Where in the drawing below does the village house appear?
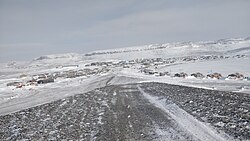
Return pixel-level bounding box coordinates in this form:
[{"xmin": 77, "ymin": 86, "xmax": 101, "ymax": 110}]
[
  {"xmin": 191, "ymin": 72, "xmax": 205, "ymax": 78},
  {"xmin": 207, "ymin": 73, "xmax": 222, "ymax": 79},
  {"xmin": 174, "ymin": 72, "xmax": 188, "ymax": 78},
  {"xmin": 227, "ymin": 73, "xmax": 244, "ymax": 79}
]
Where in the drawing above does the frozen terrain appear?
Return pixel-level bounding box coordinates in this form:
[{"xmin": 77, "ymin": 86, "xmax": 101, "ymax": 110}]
[
  {"xmin": 0, "ymin": 37, "xmax": 250, "ymax": 140},
  {"xmin": 0, "ymin": 83, "xmax": 249, "ymax": 140}
]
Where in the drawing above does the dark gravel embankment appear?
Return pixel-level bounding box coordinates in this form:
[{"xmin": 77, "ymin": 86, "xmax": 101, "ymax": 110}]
[{"xmin": 140, "ymin": 82, "xmax": 250, "ymax": 140}]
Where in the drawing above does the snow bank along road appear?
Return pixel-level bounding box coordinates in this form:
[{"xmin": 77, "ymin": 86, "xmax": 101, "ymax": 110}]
[{"xmin": 1, "ymin": 82, "xmax": 249, "ymax": 140}]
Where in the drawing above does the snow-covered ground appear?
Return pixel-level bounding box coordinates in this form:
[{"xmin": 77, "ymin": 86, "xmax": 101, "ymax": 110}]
[
  {"xmin": 0, "ymin": 37, "xmax": 250, "ymax": 115},
  {"xmin": 0, "ymin": 37, "xmax": 250, "ymax": 140}
]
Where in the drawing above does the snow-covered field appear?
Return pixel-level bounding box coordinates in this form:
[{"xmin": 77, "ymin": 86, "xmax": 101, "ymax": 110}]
[
  {"xmin": 1, "ymin": 37, "xmax": 250, "ymax": 114},
  {"xmin": 0, "ymin": 37, "xmax": 250, "ymax": 140}
]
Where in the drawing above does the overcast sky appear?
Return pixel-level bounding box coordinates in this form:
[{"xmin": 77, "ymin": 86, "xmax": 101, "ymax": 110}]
[{"xmin": 0, "ymin": 0, "xmax": 250, "ymax": 62}]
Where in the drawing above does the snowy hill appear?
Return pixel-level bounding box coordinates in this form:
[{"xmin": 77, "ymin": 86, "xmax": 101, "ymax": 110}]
[{"xmin": 84, "ymin": 37, "xmax": 250, "ymax": 60}]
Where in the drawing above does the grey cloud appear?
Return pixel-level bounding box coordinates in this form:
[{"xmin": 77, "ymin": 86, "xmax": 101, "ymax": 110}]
[
  {"xmin": 66, "ymin": 1, "xmax": 250, "ymax": 47},
  {"xmin": 0, "ymin": 0, "xmax": 249, "ymax": 62}
]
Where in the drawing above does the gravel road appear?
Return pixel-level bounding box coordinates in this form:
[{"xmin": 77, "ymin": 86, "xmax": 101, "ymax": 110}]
[{"xmin": 0, "ymin": 82, "xmax": 249, "ymax": 140}]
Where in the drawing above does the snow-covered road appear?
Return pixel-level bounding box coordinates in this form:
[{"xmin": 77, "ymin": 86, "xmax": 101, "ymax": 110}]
[{"xmin": 1, "ymin": 82, "xmax": 248, "ymax": 140}]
